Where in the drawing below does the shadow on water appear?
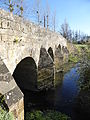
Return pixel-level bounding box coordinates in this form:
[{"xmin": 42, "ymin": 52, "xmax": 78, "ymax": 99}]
[
  {"xmin": 23, "ymin": 63, "xmax": 80, "ymax": 120},
  {"xmin": 13, "ymin": 60, "xmax": 90, "ymax": 120}
]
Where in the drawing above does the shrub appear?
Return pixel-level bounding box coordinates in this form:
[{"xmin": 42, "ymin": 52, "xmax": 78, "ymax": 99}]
[
  {"xmin": 0, "ymin": 106, "xmax": 14, "ymax": 120},
  {"xmin": 26, "ymin": 110, "xmax": 70, "ymax": 120}
]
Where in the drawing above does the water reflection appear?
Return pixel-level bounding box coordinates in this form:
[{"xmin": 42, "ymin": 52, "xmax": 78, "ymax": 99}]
[
  {"xmin": 54, "ymin": 65, "xmax": 80, "ymax": 119},
  {"xmin": 23, "ymin": 63, "xmax": 89, "ymax": 120}
]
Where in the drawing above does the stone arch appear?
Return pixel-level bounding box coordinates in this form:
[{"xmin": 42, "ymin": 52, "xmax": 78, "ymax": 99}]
[
  {"xmin": 62, "ymin": 46, "xmax": 65, "ymax": 53},
  {"xmin": 62, "ymin": 46, "xmax": 69, "ymax": 54},
  {"xmin": 58, "ymin": 44, "xmax": 61, "ymax": 51},
  {"xmin": 38, "ymin": 47, "xmax": 53, "ymax": 69},
  {"xmin": 54, "ymin": 45, "xmax": 63, "ymax": 71},
  {"xmin": 62, "ymin": 46, "xmax": 69, "ymax": 63},
  {"xmin": 38, "ymin": 47, "xmax": 54, "ymax": 89},
  {"xmin": 48, "ymin": 47, "xmax": 54, "ymax": 61},
  {"xmin": 13, "ymin": 57, "xmax": 37, "ymax": 91}
]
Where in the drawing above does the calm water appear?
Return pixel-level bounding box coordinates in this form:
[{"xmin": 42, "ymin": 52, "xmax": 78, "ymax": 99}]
[{"xmin": 24, "ymin": 63, "xmax": 89, "ymax": 120}]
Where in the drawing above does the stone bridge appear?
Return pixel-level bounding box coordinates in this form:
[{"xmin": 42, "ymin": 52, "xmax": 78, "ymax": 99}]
[{"xmin": 0, "ymin": 9, "xmax": 69, "ymax": 119}]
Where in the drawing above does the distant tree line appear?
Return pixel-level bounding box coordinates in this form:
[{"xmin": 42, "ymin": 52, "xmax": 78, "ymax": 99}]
[{"xmin": 60, "ymin": 19, "xmax": 89, "ymax": 44}]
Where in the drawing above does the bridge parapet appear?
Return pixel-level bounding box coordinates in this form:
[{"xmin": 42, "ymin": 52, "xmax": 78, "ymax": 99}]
[{"xmin": 0, "ymin": 9, "xmax": 69, "ymax": 119}]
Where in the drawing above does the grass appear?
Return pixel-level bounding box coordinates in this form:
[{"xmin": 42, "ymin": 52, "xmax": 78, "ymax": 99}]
[
  {"xmin": 68, "ymin": 44, "xmax": 90, "ymax": 63},
  {"xmin": 68, "ymin": 54, "xmax": 80, "ymax": 63},
  {"xmin": 74, "ymin": 44, "xmax": 90, "ymax": 53}
]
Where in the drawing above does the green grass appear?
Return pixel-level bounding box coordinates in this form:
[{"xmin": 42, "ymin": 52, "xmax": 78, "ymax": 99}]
[
  {"xmin": 68, "ymin": 44, "xmax": 90, "ymax": 63},
  {"xmin": 74, "ymin": 44, "xmax": 90, "ymax": 52},
  {"xmin": 68, "ymin": 54, "xmax": 80, "ymax": 63}
]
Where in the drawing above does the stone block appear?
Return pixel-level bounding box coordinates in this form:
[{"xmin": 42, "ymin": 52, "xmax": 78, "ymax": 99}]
[{"xmin": 1, "ymin": 20, "xmax": 7, "ymax": 29}]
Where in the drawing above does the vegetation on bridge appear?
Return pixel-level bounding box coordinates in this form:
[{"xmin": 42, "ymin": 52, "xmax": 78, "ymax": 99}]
[
  {"xmin": 0, "ymin": 106, "xmax": 14, "ymax": 120},
  {"xmin": 0, "ymin": 94, "xmax": 14, "ymax": 120}
]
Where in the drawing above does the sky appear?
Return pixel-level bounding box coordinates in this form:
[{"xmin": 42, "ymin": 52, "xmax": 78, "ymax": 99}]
[
  {"xmin": 43, "ymin": 0, "xmax": 90, "ymax": 35},
  {"xmin": 26, "ymin": 0, "xmax": 90, "ymax": 35},
  {"xmin": 0, "ymin": 0, "xmax": 90, "ymax": 35}
]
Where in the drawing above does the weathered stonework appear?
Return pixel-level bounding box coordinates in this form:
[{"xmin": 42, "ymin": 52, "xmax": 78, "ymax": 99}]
[
  {"xmin": 0, "ymin": 9, "xmax": 69, "ymax": 119},
  {"xmin": 0, "ymin": 9, "xmax": 67, "ymax": 74},
  {"xmin": 0, "ymin": 57, "xmax": 24, "ymax": 120},
  {"xmin": 9, "ymin": 97, "xmax": 24, "ymax": 120}
]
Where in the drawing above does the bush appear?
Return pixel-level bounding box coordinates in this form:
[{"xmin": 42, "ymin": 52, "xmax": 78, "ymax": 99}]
[
  {"xmin": 0, "ymin": 106, "xmax": 14, "ymax": 120},
  {"xmin": 26, "ymin": 110, "xmax": 70, "ymax": 120}
]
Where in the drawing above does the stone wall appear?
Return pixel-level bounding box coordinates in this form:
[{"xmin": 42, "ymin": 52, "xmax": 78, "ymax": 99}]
[
  {"xmin": 0, "ymin": 57, "xmax": 24, "ymax": 120},
  {"xmin": 0, "ymin": 9, "xmax": 67, "ymax": 74},
  {"xmin": 0, "ymin": 9, "xmax": 69, "ymax": 119},
  {"xmin": 0, "ymin": 8, "xmax": 69, "ymax": 90}
]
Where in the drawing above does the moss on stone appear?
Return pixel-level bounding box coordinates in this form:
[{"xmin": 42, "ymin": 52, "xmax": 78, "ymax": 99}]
[{"xmin": 38, "ymin": 68, "xmax": 53, "ymax": 80}]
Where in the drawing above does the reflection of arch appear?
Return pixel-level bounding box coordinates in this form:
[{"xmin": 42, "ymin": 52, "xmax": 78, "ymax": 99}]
[
  {"xmin": 13, "ymin": 57, "xmax": 37, "ymax": 91},
  {"xmin": 48, "ymin": 47, "xmax": 54, "ymax": 61}
]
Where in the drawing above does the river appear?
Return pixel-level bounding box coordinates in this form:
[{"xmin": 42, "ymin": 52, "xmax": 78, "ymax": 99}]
[{"xmin": 23, "ymin": 62, "xmax": 90, "ymax": 120}]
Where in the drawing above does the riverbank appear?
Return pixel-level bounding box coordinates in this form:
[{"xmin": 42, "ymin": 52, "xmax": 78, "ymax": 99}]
[
  {"xmin": 26, "ymin": 110, "xmax": 70, "ymax": 120},
  {"xmin": 24, "ymin": 44, "xmax": 90, "ymax": 120},
  {"xmin": 75, "ymin": 61, "xmax": 90, "ymax": 120}
]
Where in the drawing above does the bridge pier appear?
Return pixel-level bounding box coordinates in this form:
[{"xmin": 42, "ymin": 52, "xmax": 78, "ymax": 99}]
[
  {"xmin": 0, "ymin": 57, "xmax": 24, "ymax": 120},
  {"xmin": 54, "ymin": 45, "xmax": 63, "ymax": 72},
  {"xmin": 38, "ymin": 47, "xmax": 54, "ymax": 90}
]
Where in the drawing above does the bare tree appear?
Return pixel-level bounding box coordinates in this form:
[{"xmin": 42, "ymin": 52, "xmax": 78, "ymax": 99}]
[
  {"xmin": 46, "ymin": 0, "xmax": 50, "ymax": 29},
  {"xmin": 0, "ymin": 0, "xmax": 24, "ymax": 16},
  {"xmin": 18, "ymin": 0, "xmax": 23, "ymax": 16},
  {"xmin": 27, "ymin": 0, "xmax": 43, "ymax": 24},
  {"xmin": 36, "ymin": 0, "xmax": 40, "ymax": 23},
  {"xmin": 52, "ymin": 10, "xmax": 56, "ymax": 32},
  {"xmin": 43, "ymin": 12, "xmax": 46, "ymax": 27},
  {"xmin": 32, "ymin": 0, "xmax": 42, "ymax": 24},
  {"xmin": 68, "ymin": 29, "xmax": 72, "ymax": 41},
  {"xmin": 60, "ymin": 19, "xmax": 70, "ymax": 40},
  {"xmin": 1, "ymin": 0, "xmax": 15, "ymax": 13}
]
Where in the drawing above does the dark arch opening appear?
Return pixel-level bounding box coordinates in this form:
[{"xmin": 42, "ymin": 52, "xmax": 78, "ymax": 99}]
[
  {"xmin": 48, "ymin": 47, "xmax": 54, "ymax": 61},
  {"xmin": 13, "ymin": 57, "xmax": 37, "ymax": 92},
  {"xmin": 58, "ymin": 44, "xmax": 61, "ymax": 51},
  {"xmin": 62, "ymin": 46, "xmax": 69, "ymax": 54}
]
